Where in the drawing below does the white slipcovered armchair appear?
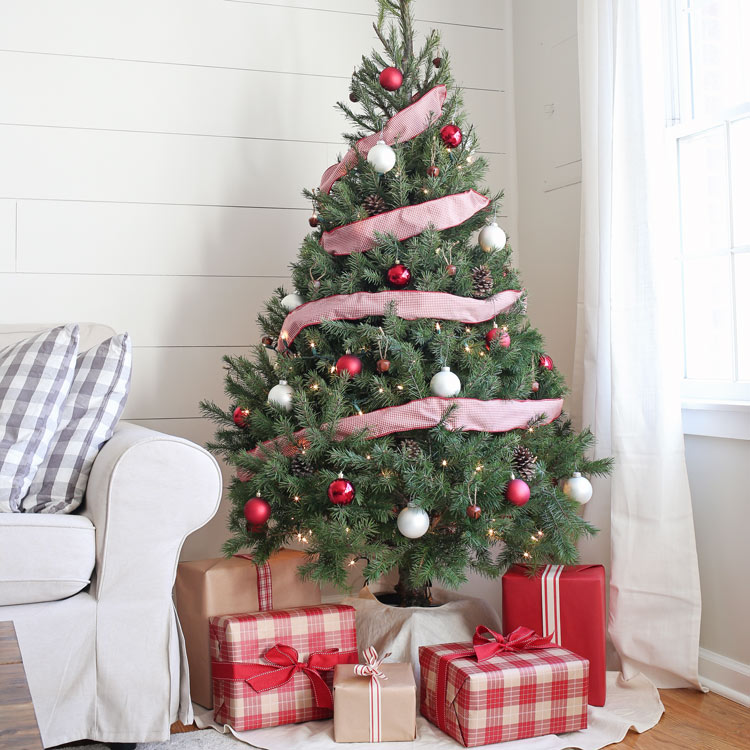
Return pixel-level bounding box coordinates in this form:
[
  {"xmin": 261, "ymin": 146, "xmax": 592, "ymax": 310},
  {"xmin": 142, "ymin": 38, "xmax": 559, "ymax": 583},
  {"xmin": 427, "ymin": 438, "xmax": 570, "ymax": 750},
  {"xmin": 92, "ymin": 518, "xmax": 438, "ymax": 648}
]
[{"xmin": 0, "ymin": 324, "xmax": 222, "ymax": 748}]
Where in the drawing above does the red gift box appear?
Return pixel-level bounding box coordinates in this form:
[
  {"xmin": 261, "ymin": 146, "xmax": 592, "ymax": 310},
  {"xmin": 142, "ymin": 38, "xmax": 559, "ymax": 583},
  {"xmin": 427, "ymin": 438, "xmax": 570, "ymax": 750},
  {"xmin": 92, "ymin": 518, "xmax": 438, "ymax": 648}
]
[
  {"xmin": 419, "ymin": 626, "xmax": 588, "ymax": 747},
  {"xmin": 502, "ymin": 564, "xmax": 606, "ymax": 706},
  {"xmin": 210, "ymin": 605, "xmax": 358, "ymax": 731}
]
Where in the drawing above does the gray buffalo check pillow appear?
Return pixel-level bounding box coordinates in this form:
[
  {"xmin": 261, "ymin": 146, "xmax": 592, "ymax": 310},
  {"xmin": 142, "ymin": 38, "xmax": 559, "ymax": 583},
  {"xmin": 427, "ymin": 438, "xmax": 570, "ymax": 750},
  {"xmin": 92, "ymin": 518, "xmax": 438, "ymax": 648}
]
[
  {"xmin": 0, "ymin": 324, "xmax": 80, "ymax": 512},
  {"xmin": 20, "ymin": 333, "xmax": 132, "ymax": 513}
]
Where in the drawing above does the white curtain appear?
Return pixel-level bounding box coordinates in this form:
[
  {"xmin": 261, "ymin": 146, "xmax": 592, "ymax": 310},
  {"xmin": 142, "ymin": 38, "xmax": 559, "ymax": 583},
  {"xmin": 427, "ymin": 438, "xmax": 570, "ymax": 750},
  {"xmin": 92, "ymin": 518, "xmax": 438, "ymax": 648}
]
[{"xmin": 575, "ymin": 0, "xmax": 703, "ymax": 689}]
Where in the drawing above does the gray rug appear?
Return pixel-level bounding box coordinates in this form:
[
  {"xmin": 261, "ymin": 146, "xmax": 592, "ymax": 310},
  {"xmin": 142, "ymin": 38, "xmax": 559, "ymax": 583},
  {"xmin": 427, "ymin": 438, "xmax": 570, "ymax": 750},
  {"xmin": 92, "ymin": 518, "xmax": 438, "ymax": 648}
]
[{"xmin": 64, "ymin": 730, "xmax": 249, "ymax": 749}]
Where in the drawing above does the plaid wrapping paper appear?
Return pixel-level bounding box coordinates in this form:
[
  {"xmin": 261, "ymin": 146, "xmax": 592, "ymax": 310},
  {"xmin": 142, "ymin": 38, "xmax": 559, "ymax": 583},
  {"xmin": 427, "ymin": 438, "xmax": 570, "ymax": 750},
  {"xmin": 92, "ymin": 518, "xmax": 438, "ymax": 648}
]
[
  {"xmin": 233, "ymin": 554, "xmax": 274, "ymax": 610},
  {"xmin": 243, "ymin": 396, "xmax": 564, "ymax": 465},
  {"xmin": 419, "ymin": 642, "xmax": 588, "ymax": 747},
  {"xmin": 277, "ymin": 290, "xmax": 523, "ymax": 352},
  {"xmin": 320, "ymin": 189, "xmax": 490, "ymax": 256},
  {"xmin": 210, "ymin": 605, "xmax": 357, "ymax": 731},
  {"xmin": 319, "ymin": 85, "xmax": 447, "ymax": 193}
]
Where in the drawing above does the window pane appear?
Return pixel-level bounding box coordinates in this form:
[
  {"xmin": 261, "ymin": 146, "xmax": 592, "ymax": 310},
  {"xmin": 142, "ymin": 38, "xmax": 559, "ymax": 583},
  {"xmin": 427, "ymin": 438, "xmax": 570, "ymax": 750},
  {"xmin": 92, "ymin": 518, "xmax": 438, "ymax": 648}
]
[
  {"xmin": 683, "ymin": 255, "xmax": 733, "ymax": 380},
  {"xmin": 688, "ymin": 0, "xmax": 750, "ymax": 117},
  {"xmin": 735, "ymin": 253, "xmax": 750, "ymax": 381},
  {"xmin": 679, "ymin": 127, "xmax": 730, "ymax": 256},
  {"xmin": 730, "ymin": 117, "xmax": 750, "ymax": 247}
]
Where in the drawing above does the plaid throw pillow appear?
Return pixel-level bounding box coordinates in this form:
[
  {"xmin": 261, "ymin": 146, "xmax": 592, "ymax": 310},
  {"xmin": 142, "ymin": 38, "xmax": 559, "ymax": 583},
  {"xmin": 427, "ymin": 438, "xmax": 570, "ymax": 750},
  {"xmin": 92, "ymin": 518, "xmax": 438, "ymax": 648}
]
[
  {"xmin": 20, "ymin": 333, "xmax": 132, "ymax": 514},
  {"xmin": 0, "ymin": 325, "xmax": 79, "ymax": 512}
]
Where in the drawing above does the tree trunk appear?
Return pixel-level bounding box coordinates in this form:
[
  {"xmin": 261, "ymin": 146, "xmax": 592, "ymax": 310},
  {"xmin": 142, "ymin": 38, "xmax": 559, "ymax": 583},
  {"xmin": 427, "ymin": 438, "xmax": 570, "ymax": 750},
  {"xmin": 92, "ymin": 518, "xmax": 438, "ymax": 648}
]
[{"xmin": 394, "ymin": 567, "xmax": 432, "ymax": 607}]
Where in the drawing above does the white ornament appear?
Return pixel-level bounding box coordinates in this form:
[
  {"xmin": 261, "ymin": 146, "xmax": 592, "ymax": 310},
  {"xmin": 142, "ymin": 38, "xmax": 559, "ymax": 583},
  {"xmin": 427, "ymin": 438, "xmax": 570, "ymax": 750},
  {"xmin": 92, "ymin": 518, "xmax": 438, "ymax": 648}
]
[
  {"xmin": 267, "ymin": 379, "xmax": 294, "ymax": 411},
  {"xmin": 281, "ymin": 293, "xmax": 304, "ymax": 311},
  {"xmin": 561, "ymin": 472, "xmax": 593, "ymax": 505},
  {"xmin": 430, "ymin": 366, "xmax": 461, "ymax": 397},
  {"xmin": 479, "ymin": 222, "xmax": 507, "ymax": 253},
  {"xmin": 397, "ymin": 503, "xmax": 430, "ymax": 539},
  {"xmin": 367, "ymin": 139, "xmax": 396, "ymax": 174}
]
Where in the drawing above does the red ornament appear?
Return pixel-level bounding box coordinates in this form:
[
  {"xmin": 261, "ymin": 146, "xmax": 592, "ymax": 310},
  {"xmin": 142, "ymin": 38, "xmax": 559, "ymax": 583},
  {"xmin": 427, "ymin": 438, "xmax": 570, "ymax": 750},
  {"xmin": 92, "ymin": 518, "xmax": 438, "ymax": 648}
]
[
  {"xmin": 485, "ymin": 325, "xmax": 511, "ymax": 350},
  {"xmin": 328, "ymin": 473, "xmax": 355, "ymax": 505},
  {"xmin": 531, "ymin": 381, "xmax": 540, "ymax": 393},
  {"xmin": 335, "ymin": 353, "xmax": 362, "ymax": 376},
  {"xmin": 466, "ymin": 504, "xmax": 482, "ymax": 519},
  {"xmin": 244, "ymin": 494, "xmax": 271, "ymax": 525},
  {"xmin": 446, "ymin": 264, "xmax": 457, "ymax": 276},
  {"xmin": 505, "ymin": 478, "xmax": 531, "ymax": 507},
  {"xmin": 376, "ymin": 358, "xmax": 391, "ymax": 373},
  {"xmin": 379, "ymin": 67, "xmax": 403, "ymax": 91},
  {"xmin": 427, "ymin": 165, "xmax": 440, "ymax": 178},
  {"xmin": 539, "ymin": 354, "xmax": 554, "ymax": 371},
  {"xmin": 233, "ymin": 406, "xmax": 250, "ymax": 428},
  {"xmin": 308, "ymin": 213, "xmax": 319, "ymax": 228},
  {"xmin": 440, "ymin": 124, "xmax": 462, "ymax": 148},
  {"xmin": 433, "ymin": 57, "xmax": 442, "ymax": 68},
  {"xmin": 261, "ymin": 336, "xmax": 274, "ymax": 347},
  {"xmin": 349, "ymin": 92, "xmax": 359, "ymax": 103},
  {"xmin": 387, "ymin": 263, "xmax": 411, "ymax": 288}
]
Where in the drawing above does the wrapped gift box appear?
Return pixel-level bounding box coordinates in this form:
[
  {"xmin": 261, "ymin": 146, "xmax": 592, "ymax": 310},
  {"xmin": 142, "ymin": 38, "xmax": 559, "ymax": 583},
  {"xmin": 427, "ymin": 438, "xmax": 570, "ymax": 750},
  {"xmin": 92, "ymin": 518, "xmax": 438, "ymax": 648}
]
[
  {"xmin": 419, "ymin": 627, "xmax": 589, "ymax": 747},
  {"xmin": 502, "ymin": 564, "xmax": 606, "ymax": 705},
  {"xmin": 333, "ymin": 652, "xmax": 416, "ymax": 743},
  {"xmin": 210, "ymin": 604, "xmax": 358, "ymax": 731},
  {"xmin": 175, "ymin": 549, "xmax": 321, "ymax": 707}
]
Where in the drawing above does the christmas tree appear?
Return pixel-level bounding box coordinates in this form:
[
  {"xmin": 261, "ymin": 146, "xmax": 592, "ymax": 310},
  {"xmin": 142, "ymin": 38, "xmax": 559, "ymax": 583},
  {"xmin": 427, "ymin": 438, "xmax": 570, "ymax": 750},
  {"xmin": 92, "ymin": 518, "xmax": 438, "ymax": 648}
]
[{"xmin": 201, "ymin": 0, "xmax": 612, "ymax": 606}]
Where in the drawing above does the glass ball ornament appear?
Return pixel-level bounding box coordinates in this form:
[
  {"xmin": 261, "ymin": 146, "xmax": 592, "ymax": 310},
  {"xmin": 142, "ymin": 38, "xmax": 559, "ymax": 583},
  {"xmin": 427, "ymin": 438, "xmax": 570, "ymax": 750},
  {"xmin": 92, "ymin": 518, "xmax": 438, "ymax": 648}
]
[
  {"xmin": 328, "ymin": 472, "xmax": 355, "ymax": 505},
  {"xmin": 232, "ymin": 406, "xmax": 250, "ymax": 427},
  {"xmin": 430, "ymin": 366, "xmax": 461, "ymax": 397},
  {"xmin": 243, "ymin": 493, "xmax": 271, "ymax": 526},
  {"xmin": 281, "ymin": 293, "xmax": 304, "ymax": 311},
  {"xmin": 561, "ymin": 472, "xmax": 593, "ymax": 505},
  {"xmin": 397, "ymin": 503, "xmax": 430, "ymax": 538},
  {"xmin": 379, "ymin": 66, "xmax": 403, "ymax": 91},
  {"xmin": 485, "ymin": 324, "xmax": 510, "ymax": 350},
  {"xmin": 539, "ymin": 354, "xmax": 554, "ymax": 371},
  {"xmin": 387, "ymin": 263, "xmax": 411, "ymax": 288},
  {"xmin": 376, "ymin": 358, "xmax": 391, "ymax": 373},
  {"xmin": 267, "ymin": 379, "xmax": 294, "ymax": 411},
  {"xmin": 367, "ymin": 140, "xmax": 396, "ymax": 174},
  {"xmin": 440, "ymin": 124, "xmax": 463, "ymax": 148},
  {"xmin": 505, "ymin": 477, "xmax": 530, "ymax": 506},
  {"xmin": 335, "ymin": 353, "xmax": 362, "ymax": 376},
  {"xmin": 479, "ymin": 222, "xmax": 507, "ymax": 252},
  {"xmin": 427, "ymin": 165, "xmax": 440, "ymax": 177}
]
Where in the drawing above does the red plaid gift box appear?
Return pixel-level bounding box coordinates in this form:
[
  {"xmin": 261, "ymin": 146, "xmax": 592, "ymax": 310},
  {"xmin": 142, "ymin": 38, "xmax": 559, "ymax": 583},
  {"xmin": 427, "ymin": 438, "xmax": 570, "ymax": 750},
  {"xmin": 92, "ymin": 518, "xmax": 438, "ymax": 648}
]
[
  {"xmin": 210, "ymin": 605, "xmax": 358, "ymax": 731},
  {"xmin": 502, "ymin": 564, "xmax": 607, "ymax": 705},
  {"xmin": 420, "ymin": 626, "xmax": 588, "ymax": 747}
]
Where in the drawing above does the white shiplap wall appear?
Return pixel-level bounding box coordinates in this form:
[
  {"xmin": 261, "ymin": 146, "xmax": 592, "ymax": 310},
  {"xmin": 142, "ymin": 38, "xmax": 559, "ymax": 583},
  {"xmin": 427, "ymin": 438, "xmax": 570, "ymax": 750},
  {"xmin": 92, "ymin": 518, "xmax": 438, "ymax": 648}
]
[{"xmin": 0, "ymin": 0, "xmax": 513, "ymax": 564}]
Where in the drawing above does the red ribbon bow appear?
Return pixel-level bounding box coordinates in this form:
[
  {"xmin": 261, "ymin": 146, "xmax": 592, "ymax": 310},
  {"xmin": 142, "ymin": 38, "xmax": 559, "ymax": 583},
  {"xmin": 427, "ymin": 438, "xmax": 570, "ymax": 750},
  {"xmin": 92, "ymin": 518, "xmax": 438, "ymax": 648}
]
[
  {"xmin": 472, "ymin": 625, "xmax": 555, "ymax": 662},
  {"xmin": 212, "ymin": 644, "xmax": 357, "ymax": 710}
]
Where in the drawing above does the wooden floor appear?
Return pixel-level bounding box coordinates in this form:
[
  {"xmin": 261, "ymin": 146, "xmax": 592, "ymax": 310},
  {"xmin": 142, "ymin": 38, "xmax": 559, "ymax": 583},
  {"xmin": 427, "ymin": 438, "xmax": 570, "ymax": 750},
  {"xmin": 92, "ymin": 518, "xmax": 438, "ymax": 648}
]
[{"xmin": 173, "ymin": 688, "xmax": 750, "ymax": 748}]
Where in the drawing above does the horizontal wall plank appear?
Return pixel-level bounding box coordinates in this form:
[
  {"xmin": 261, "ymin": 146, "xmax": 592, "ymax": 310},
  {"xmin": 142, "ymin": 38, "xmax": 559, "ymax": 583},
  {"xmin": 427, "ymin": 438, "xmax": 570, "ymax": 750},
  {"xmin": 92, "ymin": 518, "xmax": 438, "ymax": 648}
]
[
  {"xmin": 16, "ymin": 201, "xmax": 306, "ymax": 277},
  {"xmin": 0, "ymin": 52, "xmax": 505, "ymax": 153},
  {"xmin": 0, "ymin": 1, "xmax": 503, "ymax": 91},
  {"xmin": 0, "ymin": 125, "xmax": 329, "ymax": 207},
  {"xmin": 0, "ymin": 274, "xmax": 286, "ymax": 347},
  {"xmin": 124, "ymin": 346, "xmax": 248, "ymax": 420},
  {"xmin": 0, "ymin": 200, "xmax": 14, "ymax": 272}
]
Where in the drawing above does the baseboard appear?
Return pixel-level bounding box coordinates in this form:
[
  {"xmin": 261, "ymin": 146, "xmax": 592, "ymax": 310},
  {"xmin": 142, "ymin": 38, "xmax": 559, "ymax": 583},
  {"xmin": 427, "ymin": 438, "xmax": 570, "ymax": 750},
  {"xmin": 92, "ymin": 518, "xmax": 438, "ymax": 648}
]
[{"xmin": 699, "ymin": 647, "xmax": 750, "ymax": 706}]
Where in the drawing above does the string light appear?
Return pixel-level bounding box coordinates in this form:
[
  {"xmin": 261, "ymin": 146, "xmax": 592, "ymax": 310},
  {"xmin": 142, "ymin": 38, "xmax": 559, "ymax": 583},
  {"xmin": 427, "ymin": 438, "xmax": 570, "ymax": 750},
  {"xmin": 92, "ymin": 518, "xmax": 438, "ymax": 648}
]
[
  {"xmin": 423, "ymin": 188, "xmax": 430, "ymax": 195},
  {"xmin": 397, "ymin": 384, "xmax": 404, "ymax": 390},
  {"xmin": 365, "ymin": 454, "xmax": 372, "ymax": 460},
  {"xmin": 530, "ymin": 534, "xmax": 538, "ymax": 543},
  {"xmin": 479, "ymin": 351, "xmax": 485, "ymax": 357},
  {"xmin": 309, "ymin": 341, "xmax": 316, "ymax": 348},
  {"xmin": 378, "ymin": 387, "xmax": 384, "ymax": 393},
  {"xmin": 293, "ymin": 495, "xmax": 300, "ymax": 502},
  {"xmin": 349, "ymin": 559, "xmax": 357, "ymax": 566},
  {"xmin": 523, "ymin": 551, "xmax": 531, "ymax": 559},
  {"xmin": 441, "ymin": 459, "xmax": 448, "ymax": 467},
  {"xmin": 311, "ymin": 383, "xmax": 319, "ymax": 391},
  {"xmin": 435, "ymin": 322, "xmax": 441, "ymax": 333},
  {"xmin": 537, "ymin": 530, "xmax": 544, "ymax": 537},
  {"xmin": 488, "ymin": 528, "xmax": 495, "ymax": 537},
  {"xmin": 465, "ymin": 326, "xmax": 472, "ymax": 334},
  {"xmin": 330, "ymin": 365, "xmax": 337, "ymax": 374},
  {"xmin": 475, "ymin": 464, "xmax": 484, "ymax": 473},
  {"xmin": 464, "ymin": 343, "xmax": 471, "ymax": 352},
  {"xmin": 346, "ymin": 527, "xmax": 350, "ymax": 533}
]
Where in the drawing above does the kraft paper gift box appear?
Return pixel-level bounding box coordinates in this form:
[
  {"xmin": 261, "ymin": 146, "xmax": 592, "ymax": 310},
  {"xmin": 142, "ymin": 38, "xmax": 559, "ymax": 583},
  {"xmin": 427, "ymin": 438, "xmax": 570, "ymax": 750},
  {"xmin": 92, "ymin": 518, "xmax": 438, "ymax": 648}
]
[
  {"xmin": 210, "ymin": 604, "xmax": 358, "ymax": 731},
  {"xmin": 333, "ymin": 648, "xmax": 416, "ymax": 743},
  {"xmin": 419, "ymin": 626, "xmax": 589, "ymax": 747},
  {"xmin": 174, "ymin": 549, "xmax": 321, "ymax": 708},
  {"xmin": 502, "ymin": 563, "xmax": 606, "ymax": 705}
]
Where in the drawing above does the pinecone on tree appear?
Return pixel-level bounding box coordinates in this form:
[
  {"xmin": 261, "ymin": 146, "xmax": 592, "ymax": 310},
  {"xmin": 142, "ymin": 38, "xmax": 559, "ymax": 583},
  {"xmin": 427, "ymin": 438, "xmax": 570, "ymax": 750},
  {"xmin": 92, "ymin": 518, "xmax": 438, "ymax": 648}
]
[
  {"xmin": 512, "ymin": 446, "xmax": 537, "ymax": 482},
  {"xmin": 400, "ymin": 438, "xmax": 422, "ymax": 460},
  {"xmin": 364, "ymin": 194, "xmax": 388, "ymax": 216},
  {"xmin": 471, "ymin": 265, "xmax": 494, "ymax": 298},
  {"xmin": 290, "ymin": 453, "xmax": 314, "ymax": 477}
]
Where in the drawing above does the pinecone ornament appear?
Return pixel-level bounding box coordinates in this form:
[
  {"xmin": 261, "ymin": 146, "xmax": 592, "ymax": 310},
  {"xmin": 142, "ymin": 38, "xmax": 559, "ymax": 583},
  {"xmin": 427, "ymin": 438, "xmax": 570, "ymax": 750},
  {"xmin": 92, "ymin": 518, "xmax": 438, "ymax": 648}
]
[
  {"xmin": 512, "ymin": 446, "xmax": 537, "ymax": 482},
  {"xmin": 291, "ymin": 454, "xmax": 314, "ymax": 478},
  {"xmin": 400, "ymin": 438, "xmax": 422, "ymax": 460},
  {"xmin": 364, "ymin": 194, "xmax": 388, "ymax": 216},
  {"xmin": 471, "ymin": 265, "xmax": 494, "ymax": 298}
]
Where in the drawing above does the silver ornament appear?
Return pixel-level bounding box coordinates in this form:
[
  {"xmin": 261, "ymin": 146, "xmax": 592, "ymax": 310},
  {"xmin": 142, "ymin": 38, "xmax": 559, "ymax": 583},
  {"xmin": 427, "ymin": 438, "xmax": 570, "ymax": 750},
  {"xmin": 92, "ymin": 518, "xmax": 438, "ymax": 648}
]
[
  {"xmin": 367, "ymin": 139, "xmax": 396, "ymax": 174},
  {"xmin": 267, "ymin": 379, "xmax": 294, "ymax": 411},
  {"xmin": 561, "ymin": 472, "xmax": 593, "ymax": 505},
  {"xmin": 397, "ymin": 503, "xmax": 430, "ymax": 538},
  {"xmin": 429, "ymin": 366, "xmax": 461, "ymax": 397},
  {"xmin": 479, "ymin": 222, "xmax": 507, "ymax": 253},
  {"xmin": 281, "ymin": 293, "xmax": 304, "ymax": 311}
]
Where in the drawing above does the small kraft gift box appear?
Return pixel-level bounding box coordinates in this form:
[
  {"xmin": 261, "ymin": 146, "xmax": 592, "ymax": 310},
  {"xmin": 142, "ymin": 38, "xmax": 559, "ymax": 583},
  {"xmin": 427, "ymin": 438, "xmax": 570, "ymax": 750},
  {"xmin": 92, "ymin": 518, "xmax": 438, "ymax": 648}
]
[
  {"xmin": 210, "ymin": 604, "xmax": 358, "ymax": 731},
  {"xmin": 502, "ymin": 563, "xmax": 606, "ymax": 705},
  {"xmin": 420, "ymin": 625, "xmax": 589, "ymax": 747},
  {"xmin": 175, "ymin": 549, "xmax": 321, "ymax": 708},
  {"xmin": 333, "ymin": 646, "xmax": 417, "ymax": 743}
]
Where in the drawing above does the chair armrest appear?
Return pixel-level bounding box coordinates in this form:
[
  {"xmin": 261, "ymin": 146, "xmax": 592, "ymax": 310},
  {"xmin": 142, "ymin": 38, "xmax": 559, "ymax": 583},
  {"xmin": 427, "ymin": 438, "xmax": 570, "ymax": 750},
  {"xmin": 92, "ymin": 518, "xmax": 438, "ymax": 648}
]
[{"xmin": 83, "ymin": 422, "xmax": 222, "ymax": 601}]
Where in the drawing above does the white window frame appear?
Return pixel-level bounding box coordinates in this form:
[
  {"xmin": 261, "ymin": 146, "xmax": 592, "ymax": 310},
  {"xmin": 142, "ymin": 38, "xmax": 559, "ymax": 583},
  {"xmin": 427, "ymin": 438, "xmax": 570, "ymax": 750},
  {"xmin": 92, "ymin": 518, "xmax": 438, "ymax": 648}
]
[{"xmin": 663, "ymin": 0, "xmax": 750, "ymax": 438}]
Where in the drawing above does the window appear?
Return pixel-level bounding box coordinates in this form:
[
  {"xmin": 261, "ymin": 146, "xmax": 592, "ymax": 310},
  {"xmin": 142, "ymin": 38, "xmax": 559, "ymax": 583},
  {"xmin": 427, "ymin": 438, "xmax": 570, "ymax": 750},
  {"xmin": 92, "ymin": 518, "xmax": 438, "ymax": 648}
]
[{"xmin": 666, "ymin": 0, "xmax": 750, "ymax": 404}]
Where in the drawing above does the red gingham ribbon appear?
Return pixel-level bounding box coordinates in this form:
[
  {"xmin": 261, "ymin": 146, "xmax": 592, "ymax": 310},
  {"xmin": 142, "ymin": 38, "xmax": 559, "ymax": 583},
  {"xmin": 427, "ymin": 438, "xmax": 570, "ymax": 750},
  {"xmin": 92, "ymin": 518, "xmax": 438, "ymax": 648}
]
[
  {"xmin": 278, "ymin": 289, "xmax": 523, "ymax": 352},
  {"xmin": 212, "ymin": 645, "xmax": 358, "ymax": 710},
  {"xmin": 320, "ymin": 189, "xmax": 489, "ymax": 256},
  {"xmin": 243, "ymin": 396, "xmax": 563, "ymax": 466},
  {"xmin": 353, "ymin": 646, "xmax": 392, "ymax": 742},
  {"xmin": 434, "ymin": 626, "xmax": 556, "ymax": 734},
  {"xmin": 233, "ymin": 554, "xmax": 273, "ymax": 611},
  {"xmin": 318, "ymin": 85, "xmax": 447, "ymax": 194}
]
